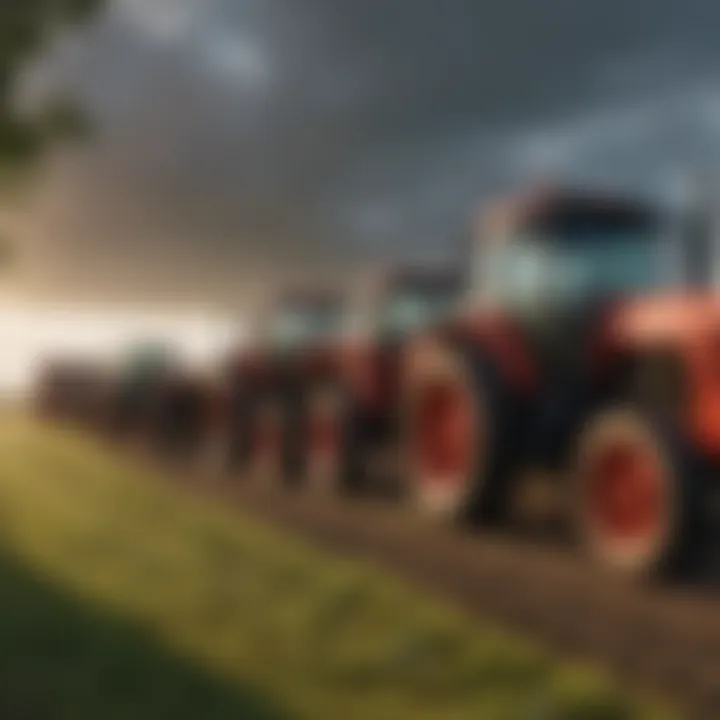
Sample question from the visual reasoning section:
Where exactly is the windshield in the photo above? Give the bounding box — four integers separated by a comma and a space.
380, 284, 459, 337
480, 229, 673, 312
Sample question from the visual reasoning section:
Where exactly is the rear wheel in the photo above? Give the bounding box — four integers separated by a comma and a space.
574, 406, 705, 579
401, 337, 517, 523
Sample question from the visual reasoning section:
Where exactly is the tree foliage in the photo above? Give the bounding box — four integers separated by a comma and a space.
0, 0, 102, 172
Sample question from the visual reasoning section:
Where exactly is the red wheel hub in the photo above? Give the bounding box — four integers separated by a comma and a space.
588, 440, 666, 545
412, 380, 475, 485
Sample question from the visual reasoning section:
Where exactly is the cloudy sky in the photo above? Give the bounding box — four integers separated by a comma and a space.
8, 0, 720, 310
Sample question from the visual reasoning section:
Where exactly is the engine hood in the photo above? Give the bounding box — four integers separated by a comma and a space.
606, 293, 720, 348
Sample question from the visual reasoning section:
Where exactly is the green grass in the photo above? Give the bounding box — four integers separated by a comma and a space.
0, 418, 674, 719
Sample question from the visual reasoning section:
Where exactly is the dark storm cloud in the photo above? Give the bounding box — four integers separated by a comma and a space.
16, 0, 720, 306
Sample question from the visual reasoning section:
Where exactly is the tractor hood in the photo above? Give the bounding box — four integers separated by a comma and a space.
604, 292, 720, 457
605, 293, 720, 349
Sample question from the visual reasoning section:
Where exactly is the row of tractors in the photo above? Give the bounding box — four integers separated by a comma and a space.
36, 185, 720, 581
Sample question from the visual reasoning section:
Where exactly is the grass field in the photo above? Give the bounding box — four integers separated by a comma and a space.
0, 418, 674, 719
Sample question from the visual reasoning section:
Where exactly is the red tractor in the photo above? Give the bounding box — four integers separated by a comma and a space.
219, 288, 347, 482
34, 357, 110, 426
397, 185, 718, 578
224, 270, 463, 493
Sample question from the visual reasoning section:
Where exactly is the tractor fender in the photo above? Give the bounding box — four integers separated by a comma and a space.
432, 313, 539, 396
596, 296, 720, 458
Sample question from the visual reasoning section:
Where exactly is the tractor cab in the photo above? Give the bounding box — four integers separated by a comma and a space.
259, 288, 344, 356
471, 188, 676, 313
343, 267, 463, 404
468, 188, 685, 375
378, 268, 462, 341
347, 267, 462, 345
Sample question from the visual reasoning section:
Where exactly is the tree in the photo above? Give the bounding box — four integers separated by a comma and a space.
0, 0, 103, 174
0, 1, 103, 267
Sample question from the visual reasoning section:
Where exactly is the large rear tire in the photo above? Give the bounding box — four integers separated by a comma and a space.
400, 336, 519, 524
574, 406, 706, 580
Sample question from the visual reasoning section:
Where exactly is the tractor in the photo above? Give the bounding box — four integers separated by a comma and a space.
34, 356, 109, 427
146, 368, 220, 466
111, 341, 232, 468
397, 185, 719, 578
104, 341, 179, 443
213, 287, 346, 482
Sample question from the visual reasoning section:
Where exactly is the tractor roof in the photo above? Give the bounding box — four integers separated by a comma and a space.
479, 186, 660, 240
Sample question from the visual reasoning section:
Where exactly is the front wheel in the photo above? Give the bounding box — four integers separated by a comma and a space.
573, 406, 706, 580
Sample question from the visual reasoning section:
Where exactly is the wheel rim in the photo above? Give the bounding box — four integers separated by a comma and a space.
584, 430, 669, 566
410, 378, 477, 511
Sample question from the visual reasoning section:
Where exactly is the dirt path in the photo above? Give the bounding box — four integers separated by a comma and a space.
167, 465, 720, 719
